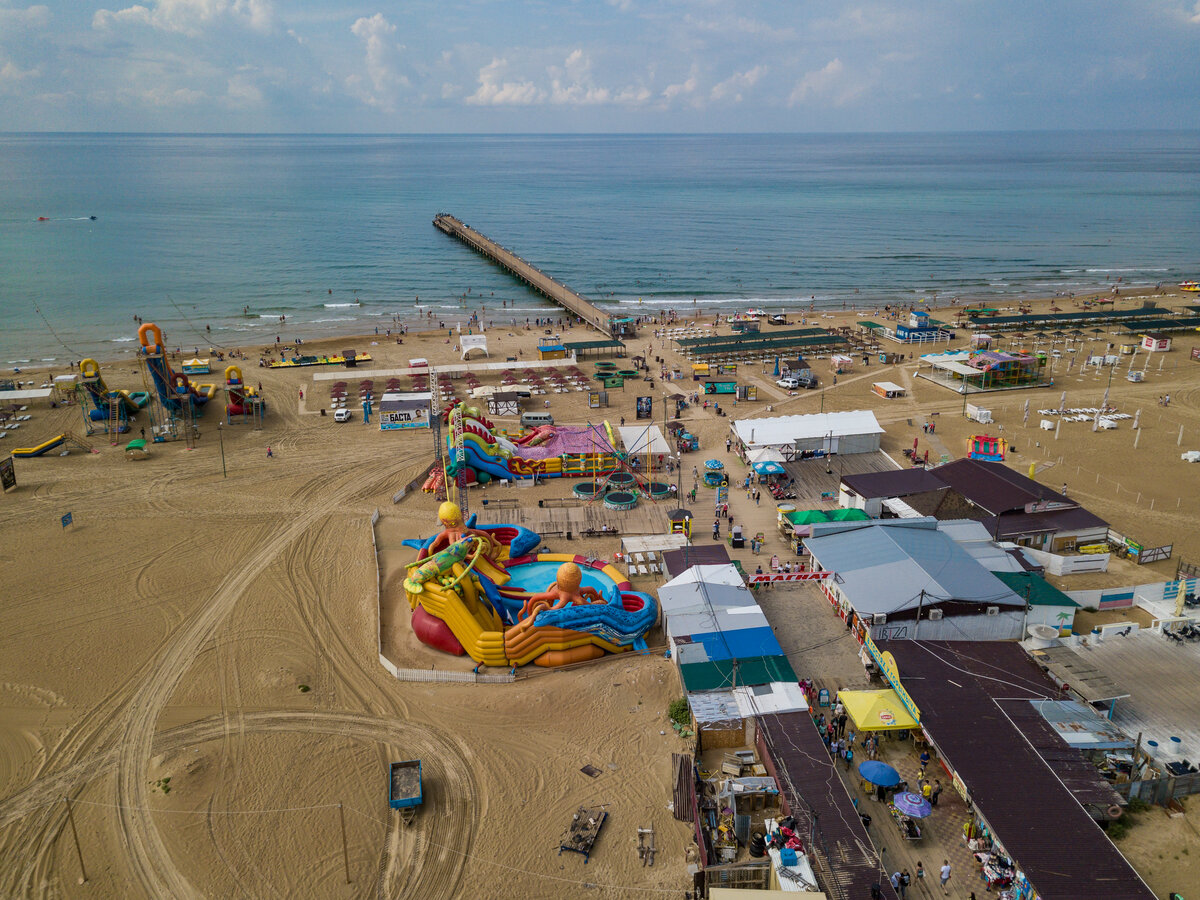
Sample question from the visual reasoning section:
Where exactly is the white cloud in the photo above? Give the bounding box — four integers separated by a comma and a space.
547, 49, 611, 105
0, 58, 41, 90
350, 12, 408, 104
93, 0, 273, 37
788, 58, 867, 107
606, 0, 633, 10
0, 5, 50, 30
466, 57, 543, 106
223, 73, 262, 107
710, 65, 766, 102
661, 76, 696, 102
1190, 1, 1200, 23
684, 13, 793, 39
125, 83, 207, 106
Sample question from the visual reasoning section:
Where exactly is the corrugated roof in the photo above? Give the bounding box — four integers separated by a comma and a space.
1027, 645, 1130, 703
803, 522, 1024, 614
1020, 699, 1133, 751
757, 713, 896, 900
982, 506, 1109, 539
680, 656, 796, 692
934, 458, 1073, 515
883, 641, 1153, 900
687, 689, 742, 729
677, 625, 784, 662
666, 608, 769, 642
840, 467, 948, 499
661, 545, 731, 578
732, 410, 884, 448
992, 571, 1078, 608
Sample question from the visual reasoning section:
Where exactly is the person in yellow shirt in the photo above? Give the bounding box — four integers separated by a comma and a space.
921, 780, 933, 801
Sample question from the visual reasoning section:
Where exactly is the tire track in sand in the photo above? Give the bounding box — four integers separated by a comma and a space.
112, 457, 418, 899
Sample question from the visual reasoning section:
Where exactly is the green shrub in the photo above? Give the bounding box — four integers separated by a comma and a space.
1125, 797, 1151, 815
1106, 819, 1129, 840
668, 698, 691, 728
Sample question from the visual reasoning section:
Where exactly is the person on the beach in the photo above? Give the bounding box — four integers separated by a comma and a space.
266, 446, 273, 457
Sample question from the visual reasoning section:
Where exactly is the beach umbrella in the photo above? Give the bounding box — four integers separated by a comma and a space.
1070, 329, 1084, 337
753, 461, 787, 476
1034, 331, 1049, 338
747, 447, 786, 464
892, 791, 932, 818
858, 760, 902, 787
704, 459, 724, 470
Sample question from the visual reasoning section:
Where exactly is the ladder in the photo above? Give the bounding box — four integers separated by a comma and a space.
63, 431, 94, 453
451, 403, 468, 516
107, 396, 122, 442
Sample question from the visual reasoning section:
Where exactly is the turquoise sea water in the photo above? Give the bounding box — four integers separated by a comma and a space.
1, 132, 1198, 363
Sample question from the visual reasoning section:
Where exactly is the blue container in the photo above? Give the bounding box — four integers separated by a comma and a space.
388, 760, 423, 810
780, 847, 798, 866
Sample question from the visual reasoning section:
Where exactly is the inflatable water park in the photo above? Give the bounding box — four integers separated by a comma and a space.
402, 502, 657, 668
423, 404, 671, 500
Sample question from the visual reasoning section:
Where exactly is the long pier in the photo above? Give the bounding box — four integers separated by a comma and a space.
433, 214, 615, 338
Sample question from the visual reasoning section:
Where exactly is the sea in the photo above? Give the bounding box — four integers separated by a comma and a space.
2, 131, 1198, 365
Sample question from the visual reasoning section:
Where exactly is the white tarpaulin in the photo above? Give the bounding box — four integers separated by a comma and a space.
460, 335, 488, 359
618, 424, 670, 455
746, 447, 786, 464
732, 410, 884, 450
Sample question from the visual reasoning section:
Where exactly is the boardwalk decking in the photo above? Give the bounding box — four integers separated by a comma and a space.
433, 214, 614, 337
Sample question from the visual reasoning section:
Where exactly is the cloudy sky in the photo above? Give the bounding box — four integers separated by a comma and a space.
1, 0, 1198, 132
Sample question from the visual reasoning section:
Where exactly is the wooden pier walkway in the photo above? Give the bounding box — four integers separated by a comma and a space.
433, 213, 615, 338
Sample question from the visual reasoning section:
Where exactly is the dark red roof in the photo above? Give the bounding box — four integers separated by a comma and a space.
661, 543, 731, 579
882, 641, 1154, 899
757, 712, 896, 900
933, 458, 1068, 514
840, 467, 949, 499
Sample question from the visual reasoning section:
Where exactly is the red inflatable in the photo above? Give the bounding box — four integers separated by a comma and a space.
411, 605, 465, 656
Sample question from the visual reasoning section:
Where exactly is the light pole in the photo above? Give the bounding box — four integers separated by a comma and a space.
218, 421, 226, 478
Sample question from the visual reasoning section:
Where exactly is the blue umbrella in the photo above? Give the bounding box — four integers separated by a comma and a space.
857, 760, 902, 787
892, 791, 932, 818
753, 461, 787, 476
704, 459, 724, 470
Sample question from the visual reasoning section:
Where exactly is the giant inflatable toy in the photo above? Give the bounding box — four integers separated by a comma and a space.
402, 502, 657, 668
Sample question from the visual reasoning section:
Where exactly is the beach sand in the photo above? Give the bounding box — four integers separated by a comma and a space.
1, 288, 1198, 896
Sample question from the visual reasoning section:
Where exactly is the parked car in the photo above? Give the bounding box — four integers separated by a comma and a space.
777, 377, 801, 389
334, 408, 353, 422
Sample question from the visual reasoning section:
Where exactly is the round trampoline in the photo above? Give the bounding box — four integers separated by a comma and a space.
645, 482, 672, 499
608, 472, 636, 489
604, 491, 638, 511
594, 362, 617, 370
616, 369, 640, 378
572, 484, 606, 500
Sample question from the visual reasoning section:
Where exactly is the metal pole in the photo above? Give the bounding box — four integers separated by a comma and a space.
338, 802, 351, 884
64, 795, 87, 883
218, 422, 226, 478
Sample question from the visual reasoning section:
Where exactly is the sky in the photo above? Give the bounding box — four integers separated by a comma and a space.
1, 0, 1198, 132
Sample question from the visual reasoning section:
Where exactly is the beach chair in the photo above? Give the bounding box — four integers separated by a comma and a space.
648, 563, 660, 575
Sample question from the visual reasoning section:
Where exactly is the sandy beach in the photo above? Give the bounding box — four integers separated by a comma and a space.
2, 286, 1199, 897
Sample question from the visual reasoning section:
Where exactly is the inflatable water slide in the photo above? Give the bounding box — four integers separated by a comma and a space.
78, 358, 149, 426
402, 504, 657, 668
137, 323, 217, 412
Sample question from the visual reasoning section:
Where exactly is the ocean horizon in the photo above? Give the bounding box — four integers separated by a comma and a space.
2, 130, 1198, 364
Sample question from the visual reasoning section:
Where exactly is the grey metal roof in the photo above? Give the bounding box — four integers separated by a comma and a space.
687, 689, 742, 729
666, 608, 770, 641
658, 578, 757, 617
803, 521, 1024, 614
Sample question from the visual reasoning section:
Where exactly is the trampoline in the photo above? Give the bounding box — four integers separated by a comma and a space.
604, 491, 638, 511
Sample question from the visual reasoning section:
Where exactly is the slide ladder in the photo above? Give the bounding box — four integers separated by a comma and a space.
107, 396, 122, 442
65, 431, 93, 452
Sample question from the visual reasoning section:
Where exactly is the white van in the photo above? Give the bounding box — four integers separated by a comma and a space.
521, 412, 554, 427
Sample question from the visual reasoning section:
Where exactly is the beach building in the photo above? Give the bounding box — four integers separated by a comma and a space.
1139, 332, 1172, 352
778, 357, 814, 381
872, 309, 953, 345
882, 640, 1155, 899
731, 410, 884, 459
379, 391, 432, 430
803, 518, 1026, 641
917, 348, 1050, 394
992, 570, 1080, 634
838, 467, 949, 517
658, 565, 797, 749
932, 458, 1109, 551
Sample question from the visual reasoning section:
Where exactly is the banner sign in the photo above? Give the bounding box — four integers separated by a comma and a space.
747, 571, 832, 583
61, 511, 73, 528
636, 396, 652, 419
862, 631, 922, 723
0, 457, 14, 492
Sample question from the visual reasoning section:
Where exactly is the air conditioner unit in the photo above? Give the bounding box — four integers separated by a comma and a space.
986, 606, 1000, 616
927, 609, 944, 621
873, 614, 887, 625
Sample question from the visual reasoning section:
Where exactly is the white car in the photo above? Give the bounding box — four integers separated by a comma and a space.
777, 377, 801, 389
333, 408, 353, 422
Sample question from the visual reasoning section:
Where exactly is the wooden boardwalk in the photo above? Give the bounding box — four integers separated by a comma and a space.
433, 214, 614, 337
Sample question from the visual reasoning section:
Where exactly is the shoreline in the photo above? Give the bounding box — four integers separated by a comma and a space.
8, 283, 1191, 376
